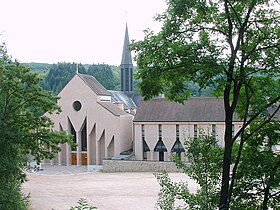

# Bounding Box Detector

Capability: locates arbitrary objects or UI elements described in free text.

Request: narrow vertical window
[142,124,150,160]
[159,124,162,139]
[232,124,235,137]
[194,124,198,139]
[212,124,216,138]
[176,125,179,140]
[141,124,145,138]
[130,68,133,91]
[81,120,87,152]
[121,68,124,91]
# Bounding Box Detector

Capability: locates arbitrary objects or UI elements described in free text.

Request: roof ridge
[77,73,111,96]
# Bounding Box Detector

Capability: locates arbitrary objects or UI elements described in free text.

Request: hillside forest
[24,62,214,96]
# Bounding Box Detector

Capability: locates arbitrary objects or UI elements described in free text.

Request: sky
[0,0,167,65]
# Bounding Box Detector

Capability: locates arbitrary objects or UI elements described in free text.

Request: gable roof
[78,73,111,96]
[134,97,241,122]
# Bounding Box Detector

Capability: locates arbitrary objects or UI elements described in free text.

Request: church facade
[45,73,133,166]
[45,24,136,166]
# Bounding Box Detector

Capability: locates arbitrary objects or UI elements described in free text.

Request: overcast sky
[0,0,167,65]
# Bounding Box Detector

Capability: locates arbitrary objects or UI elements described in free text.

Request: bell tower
[120,23,133,92]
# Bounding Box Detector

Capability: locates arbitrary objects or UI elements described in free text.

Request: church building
[45,25,135,166]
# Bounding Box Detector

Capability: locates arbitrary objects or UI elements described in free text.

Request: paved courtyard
[23,165,197,210]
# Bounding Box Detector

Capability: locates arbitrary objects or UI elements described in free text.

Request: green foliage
[40,62,87,95]
[23,62,52,72]
[155,132,223,210]
[131,0,280,208]
[70,198,97,210]
[231,121,280,210]
[87,64,116,90]
[40,62,119,94]
[0,42,71,209]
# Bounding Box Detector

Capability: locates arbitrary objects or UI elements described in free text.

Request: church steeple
[120,23,133,92]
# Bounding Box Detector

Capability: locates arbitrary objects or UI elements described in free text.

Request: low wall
[103,160,190,172]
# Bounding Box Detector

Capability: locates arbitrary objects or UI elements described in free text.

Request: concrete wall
[103,159,190,172]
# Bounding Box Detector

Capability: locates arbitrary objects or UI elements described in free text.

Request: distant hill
[24,62,214,97]
[24,62,122,95]
[23,62,52,72]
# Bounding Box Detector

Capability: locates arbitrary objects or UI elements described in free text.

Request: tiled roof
[134,97,241,122]
[78,74,111,96]
[98,102,129,116]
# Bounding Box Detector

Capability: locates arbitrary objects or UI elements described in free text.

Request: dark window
[154,139,167,152]
[159,151,164,161]
[73,101,82,111]
[143,138,150,152]
[194,124,198,139]
[141,124,145,137]
[171,139,185,153]
[125,68,129,91]
[69,120,76,151]
[212,124,216,138]
[159,124,162,138]
[176,124,179,138]
[81,121,87,151]
[121,68,124,91]
[130,68,133,91]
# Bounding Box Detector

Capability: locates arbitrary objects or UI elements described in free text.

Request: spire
[121,23,133,65]
[120,23,134,92]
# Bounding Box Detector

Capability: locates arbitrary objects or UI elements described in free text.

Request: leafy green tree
[0,43,71,209]
[87,64,115,90]
[131,0,280,209]
[231,121,280,210]
[41,62,86,94]
[155,132,223,210]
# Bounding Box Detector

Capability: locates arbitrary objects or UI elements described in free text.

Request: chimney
[114,101,124,111]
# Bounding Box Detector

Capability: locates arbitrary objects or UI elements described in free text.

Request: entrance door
[71,153,77,165]
[82,153,87,165]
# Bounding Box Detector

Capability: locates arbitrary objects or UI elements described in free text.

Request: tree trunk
[219,96,233,209]
[219,123,233,209]
[262,186,269,210]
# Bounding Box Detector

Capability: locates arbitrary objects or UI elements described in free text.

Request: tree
[155,132,224,210]
[131,0,280,209]
[87,64,115,90]
[41,62,87,94]
[0,43,71,209]
[231,121,280,210]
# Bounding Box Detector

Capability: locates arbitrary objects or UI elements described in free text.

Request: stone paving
[23,165,197,210]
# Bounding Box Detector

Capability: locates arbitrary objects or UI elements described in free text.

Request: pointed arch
[171,140,185,153]
[154,139,167,152]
